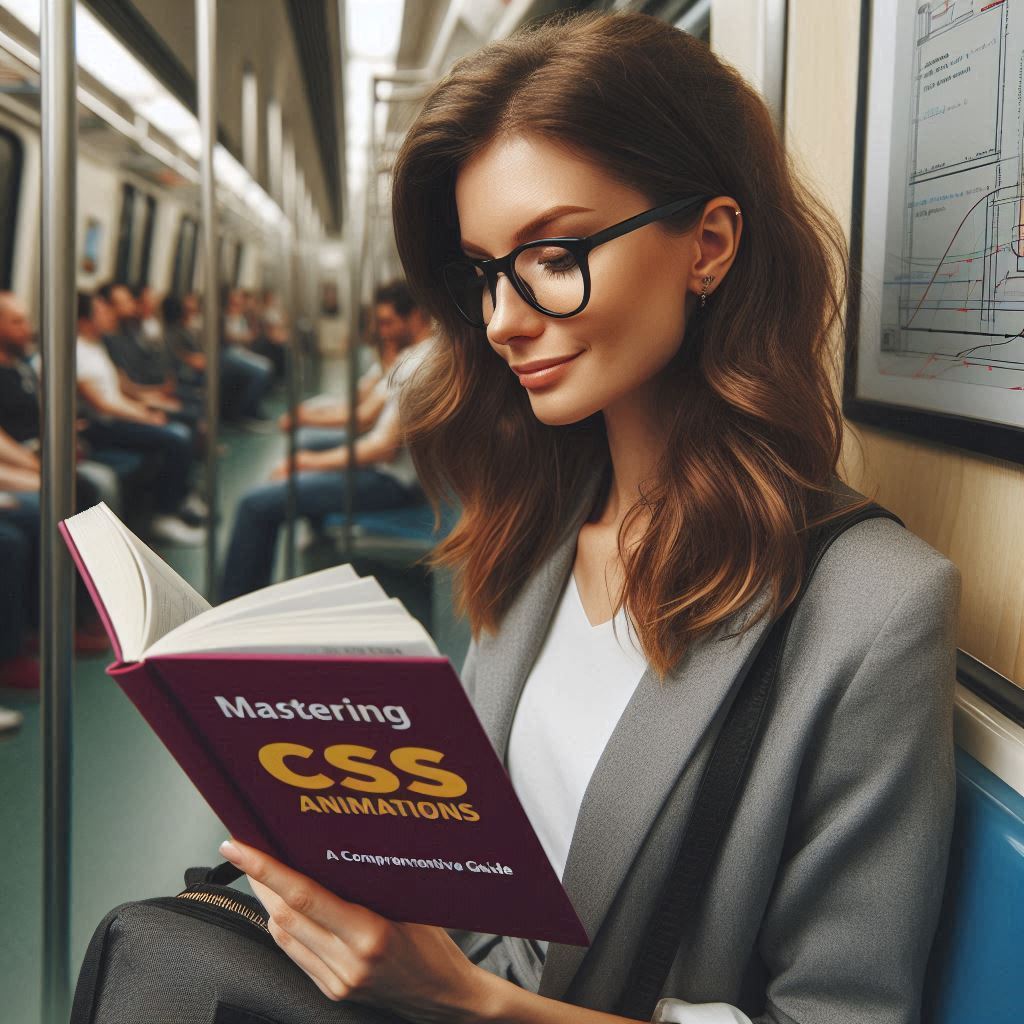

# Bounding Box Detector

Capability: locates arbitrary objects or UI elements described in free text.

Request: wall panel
[715,0,1024,688]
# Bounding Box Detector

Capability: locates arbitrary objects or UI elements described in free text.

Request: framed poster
[846,0,1024,463]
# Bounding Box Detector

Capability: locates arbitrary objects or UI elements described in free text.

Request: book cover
[60,520,589,946]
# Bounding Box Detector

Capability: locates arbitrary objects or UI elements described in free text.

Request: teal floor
[0,358,469,1023]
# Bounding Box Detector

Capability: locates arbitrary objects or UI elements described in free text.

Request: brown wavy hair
[391,10,870,679]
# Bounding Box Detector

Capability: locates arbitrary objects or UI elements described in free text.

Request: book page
[62,504,145,658]
[181,563,360,633]
[100,507,211,656]
[183,575,384,633]
[148,598,409,657]
[151,620,439,657]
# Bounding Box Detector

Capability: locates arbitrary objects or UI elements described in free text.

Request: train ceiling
[83,0,343,233]
[75,1,602,237]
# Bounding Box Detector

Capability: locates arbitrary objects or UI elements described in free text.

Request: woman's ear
[689,199,742,302]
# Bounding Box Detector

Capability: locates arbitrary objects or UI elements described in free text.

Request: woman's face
[454,133,732,427]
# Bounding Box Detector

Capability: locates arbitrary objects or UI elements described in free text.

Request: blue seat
[324,501,459,546]
[924,748,1024,1023]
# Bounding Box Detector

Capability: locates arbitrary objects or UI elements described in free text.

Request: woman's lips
[513,352,582,388]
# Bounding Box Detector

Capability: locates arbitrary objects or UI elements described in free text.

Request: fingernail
[219,839,241,861]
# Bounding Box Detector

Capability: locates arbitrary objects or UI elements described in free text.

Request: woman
[219,12,961,1023]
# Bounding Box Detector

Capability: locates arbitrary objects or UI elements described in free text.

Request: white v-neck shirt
[504,573,756,1024]
[507,571,648,884]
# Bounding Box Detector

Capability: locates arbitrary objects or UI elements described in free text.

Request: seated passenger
[166,293,273,426]
[218,280,435,600]
[250,288,288,379]
[98,282,198,426]
[278,299,410,451]
[0,291,110,521]
[76,292,206,545]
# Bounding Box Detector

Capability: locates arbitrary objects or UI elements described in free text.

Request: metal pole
[283,139,299,577]
[39,0,76,1019]
[342,74,379,560]
[196,0,220,598]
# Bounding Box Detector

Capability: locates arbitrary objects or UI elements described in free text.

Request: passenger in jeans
[277,300,412,452]
[219,281,435,600]
[76,292,205,545]
[166,293,273,425]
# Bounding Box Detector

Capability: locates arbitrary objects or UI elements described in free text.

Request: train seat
[923,748,1024,1023]
[323,500,459,555]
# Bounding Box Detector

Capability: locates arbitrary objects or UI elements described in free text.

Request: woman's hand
[218,839,500,1023]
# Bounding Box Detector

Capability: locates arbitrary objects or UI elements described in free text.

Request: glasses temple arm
[587,196,711,249]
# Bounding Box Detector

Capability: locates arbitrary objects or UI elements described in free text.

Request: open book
[61,503,589,946]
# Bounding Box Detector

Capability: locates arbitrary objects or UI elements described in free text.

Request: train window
[218,236,243,287]
[0,127,24,290]
[171,215,199,296]
[114,184,156,287]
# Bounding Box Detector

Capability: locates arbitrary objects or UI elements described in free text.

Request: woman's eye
[538,251,577,274]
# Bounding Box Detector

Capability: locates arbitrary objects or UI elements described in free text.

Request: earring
[700,274,715,310]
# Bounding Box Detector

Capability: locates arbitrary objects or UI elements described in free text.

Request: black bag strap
[185,862,245,888]
[615,502,904,1021]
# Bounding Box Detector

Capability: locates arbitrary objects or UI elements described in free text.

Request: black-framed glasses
[441,194,716,328]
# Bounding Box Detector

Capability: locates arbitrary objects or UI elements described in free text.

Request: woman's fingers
[221,839,384,949]
[264,912,354,1003]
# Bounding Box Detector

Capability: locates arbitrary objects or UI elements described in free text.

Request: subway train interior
[0,1,1021,1022]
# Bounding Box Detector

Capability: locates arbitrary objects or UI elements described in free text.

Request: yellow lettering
[389,746,468,798]
[324,744,401,794]
[259,742,333,790]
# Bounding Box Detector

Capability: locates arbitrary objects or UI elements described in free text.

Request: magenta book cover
[114,652,590,946]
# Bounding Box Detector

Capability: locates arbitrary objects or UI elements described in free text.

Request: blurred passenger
[163,293,204,389]
[223,288,256,347]
[251,288,288,380]
[97,282,195,423]
[217,288,275,424]
[219,280,435,600]
[0,292,108,516]
[278,296,412,451]
[0,294,111,680]
[76,292,206,545]
[137,285,163,345]
[166,293,271,426]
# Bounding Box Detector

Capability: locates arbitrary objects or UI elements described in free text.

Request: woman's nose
[486,274,543,347]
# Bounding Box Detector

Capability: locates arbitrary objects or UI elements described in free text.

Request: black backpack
[70,863,401,1024]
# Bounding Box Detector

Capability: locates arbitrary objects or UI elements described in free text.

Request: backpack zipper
[174,889,270,933]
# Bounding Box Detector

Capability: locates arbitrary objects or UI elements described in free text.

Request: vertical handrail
[39,0,76,1019]
[283,139,298,578]
[196,0,220,598]
[341,73,378,561]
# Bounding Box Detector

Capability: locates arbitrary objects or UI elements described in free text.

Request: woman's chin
[527,392,602,427]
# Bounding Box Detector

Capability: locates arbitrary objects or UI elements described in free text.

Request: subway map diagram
[858,0,1024,430]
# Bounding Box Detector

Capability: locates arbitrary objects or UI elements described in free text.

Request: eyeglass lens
[446,243,586,326]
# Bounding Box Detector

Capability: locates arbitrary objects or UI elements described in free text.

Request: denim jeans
[295,426,349,451]
[219,469,421,600]
[0,494,38,658]
[83,418,194,513]
[0,516,32,660]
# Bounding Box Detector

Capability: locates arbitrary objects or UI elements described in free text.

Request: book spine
[110,660,285,859]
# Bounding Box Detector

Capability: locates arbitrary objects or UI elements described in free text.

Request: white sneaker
[149,515,207,546]
[181,492,210,519]
[0,705,23,735]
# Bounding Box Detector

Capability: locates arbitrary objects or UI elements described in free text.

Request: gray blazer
[456,469,962,1024]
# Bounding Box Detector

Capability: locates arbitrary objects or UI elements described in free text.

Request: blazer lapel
[538,576,776,1001]
[472,468,607,762]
